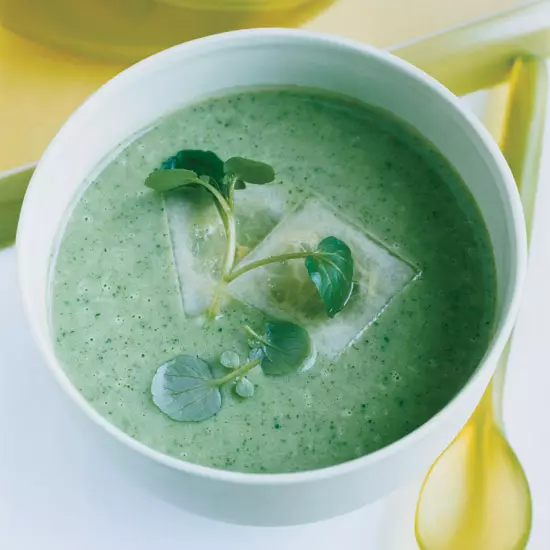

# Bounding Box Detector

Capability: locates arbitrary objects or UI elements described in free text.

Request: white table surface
[1,92,549,550]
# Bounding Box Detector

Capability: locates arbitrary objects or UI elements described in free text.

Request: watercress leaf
[305,236,354,317]
[224,157,275,185]
[247,320,312,375]
[161,149,225,183]
[151,355,221,422]
[234,179,247,190]
[145,169,200,193]
[235,377,254,398]
[220,350,240,369]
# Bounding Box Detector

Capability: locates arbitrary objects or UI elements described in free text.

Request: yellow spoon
[415,56,546,550]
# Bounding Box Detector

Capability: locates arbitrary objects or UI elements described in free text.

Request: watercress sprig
[227,236,354,317]
[146,151,275,316]
[146,149,355,319]
[151,320,311,422]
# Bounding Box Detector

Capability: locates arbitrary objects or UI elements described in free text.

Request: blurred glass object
[393,0,550,96]
[0,0,335,62]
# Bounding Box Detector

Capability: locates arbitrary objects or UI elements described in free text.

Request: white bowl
[17,29,526,526]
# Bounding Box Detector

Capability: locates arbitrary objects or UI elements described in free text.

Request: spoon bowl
[416,377,532,549]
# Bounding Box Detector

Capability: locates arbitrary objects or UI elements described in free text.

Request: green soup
[51,88,496,473]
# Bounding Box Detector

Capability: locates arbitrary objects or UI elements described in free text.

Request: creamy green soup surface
[51,88,496,473]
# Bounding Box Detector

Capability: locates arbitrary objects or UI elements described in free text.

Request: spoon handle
[492,56,547,429]
[501,57,548,244]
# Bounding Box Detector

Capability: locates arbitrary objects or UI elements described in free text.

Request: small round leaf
[224,157,275,184]
[245,321,313,376]
[151,355,221,422]
[305,236,354,317]
[145,169,199,193]
[235,378,255,398]
[162,149,225,183]
[220,350,240,369]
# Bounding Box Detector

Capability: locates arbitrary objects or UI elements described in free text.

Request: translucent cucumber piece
[165,184,293,317]
[228,199,419,359]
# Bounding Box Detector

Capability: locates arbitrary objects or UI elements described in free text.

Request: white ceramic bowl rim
[17,28,527,487]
